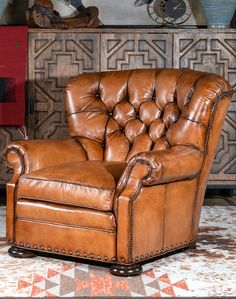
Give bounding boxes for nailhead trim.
[13,242,117,262]
[129,240,196,263]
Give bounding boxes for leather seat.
[5,68,233,276]
[18,161,126,211]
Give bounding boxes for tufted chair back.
[65,68,231,162]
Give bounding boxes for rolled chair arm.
[5,139,87,182]
[116,145,204,199]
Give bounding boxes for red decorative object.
[0,26,28,126]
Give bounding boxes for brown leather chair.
[5,69,233,276]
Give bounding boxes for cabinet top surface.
[28,27,236,33]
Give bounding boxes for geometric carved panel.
[101,32,172,71]
[28,31,100,140]
[174,32,236,184]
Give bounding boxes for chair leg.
[110,263,142,277]
[8,246,37,258]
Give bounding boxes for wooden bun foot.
[110,263,142,276]
[8,246,37,258]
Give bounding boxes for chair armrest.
[116,145,204,199]
[114,145,203,263]
[5,139,87,183]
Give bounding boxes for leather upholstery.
[18,161,126,211]
[5,68,233,268]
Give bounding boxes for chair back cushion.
[65,69,232,162]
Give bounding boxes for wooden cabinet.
[0,28,236,186]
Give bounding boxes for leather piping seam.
[179,115,207,128]
[18,196,112,212]
[127,163,151,263]
[19,177,115,191]
[203,90,233,154]
[191,89,233,235]
[182,89,234,244]
[162,184,168,250]
[16,218,116,233]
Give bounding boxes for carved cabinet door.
[28,30,100,140]
[101,31,173,71]
[173,30,236,185]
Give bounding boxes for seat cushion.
[18,160,126,211]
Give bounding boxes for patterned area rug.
[0,206,235,297]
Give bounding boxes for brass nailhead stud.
[33,244,38,249]
[20,242,24,246]
[75,251,80,256]
[47,246,52,251]
[97,255,101,260]
[135,256,139,261]
[104,256,108,261]
[90,254,94,258]
[145,253,149,258]
[140,255,144,259]
[40,246,45,250]
[68,250,73,255]
[55,248,59,253]
[61,249,66,254]
[121,258,125,262]
[111,257,116,262]
[26,243,30,248]
[83,253,87,257]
